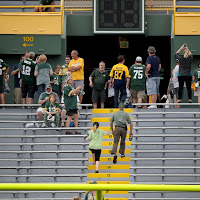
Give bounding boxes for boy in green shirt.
[63,76,82,134]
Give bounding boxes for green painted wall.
[145,15,171,36]
[0,35,61,55]
[67,15,93,36]
[66,14,172,36]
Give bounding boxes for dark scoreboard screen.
[94,0,144,33]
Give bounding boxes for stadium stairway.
[91,107,200,200]
[0,107,200,199]
[87,108,133,200]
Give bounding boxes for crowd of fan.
[0,44,199,128]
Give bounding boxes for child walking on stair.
[88,122,110,173]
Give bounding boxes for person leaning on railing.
[34,0,56,12]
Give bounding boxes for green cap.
[90,181,97,184]
[118,102,125,108]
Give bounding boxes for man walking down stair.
[110,103,133,164]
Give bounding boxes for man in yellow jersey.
[68,50,84,103]
[59,55,71,82]
[110,55,130,108]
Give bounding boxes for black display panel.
[94,0,144,33]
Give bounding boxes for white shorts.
[37,107,45,114]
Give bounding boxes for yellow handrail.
[61,0,64,34]
[173,0,176,35]
[1,183,200,200]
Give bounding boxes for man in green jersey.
[34,0,55,12]
[89,61,109,109]
[0,59,7,104]
[19,52,37,105]
[63,76,82,134]
[127,56,146,108]
[110,103,133,164]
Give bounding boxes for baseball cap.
[136,56,142,62]
[66,75,73,83]
[45,84,52,90]
[90,181,97,184]
[147,46,156,53]
[118,102,125,108]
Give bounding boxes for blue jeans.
[146,77,160,96]
[38,84,46,99]
[114,88,127,108]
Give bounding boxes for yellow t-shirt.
[68,57,84,80]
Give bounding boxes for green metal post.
[96,190,103,200]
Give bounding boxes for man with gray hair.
[145,46,161,108]
[89,61,109,109]
[68,50,84,104]
[19,52,37,106]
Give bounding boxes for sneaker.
[51,123,56,128]
[189,100,193,103]
[42,123,46,128]
[35,123,40,128]
[61,122,65,127]
[25,123,34,128]
[148,105,157,109]
[113,155,117,164]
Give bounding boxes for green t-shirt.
[129,64,146,90]
[0,60,7,85]
[90,69,109,90]
[35,62,52,85]
[19,58,36,84]
[40,0,54,5]
[44,102,60,112]
[85,191,104,200]
[50,72,61,92]
[88,128,107,150]
[110,110,131,127]
[39,91,60,108]
[64,84,77,111]
[193,68,200,82]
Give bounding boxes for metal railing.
[1,183,200,200]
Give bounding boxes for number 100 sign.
[93,0,145,34]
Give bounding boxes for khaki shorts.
[131,90,146,100]
[73,80,84,90]
[37,107,45,114]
